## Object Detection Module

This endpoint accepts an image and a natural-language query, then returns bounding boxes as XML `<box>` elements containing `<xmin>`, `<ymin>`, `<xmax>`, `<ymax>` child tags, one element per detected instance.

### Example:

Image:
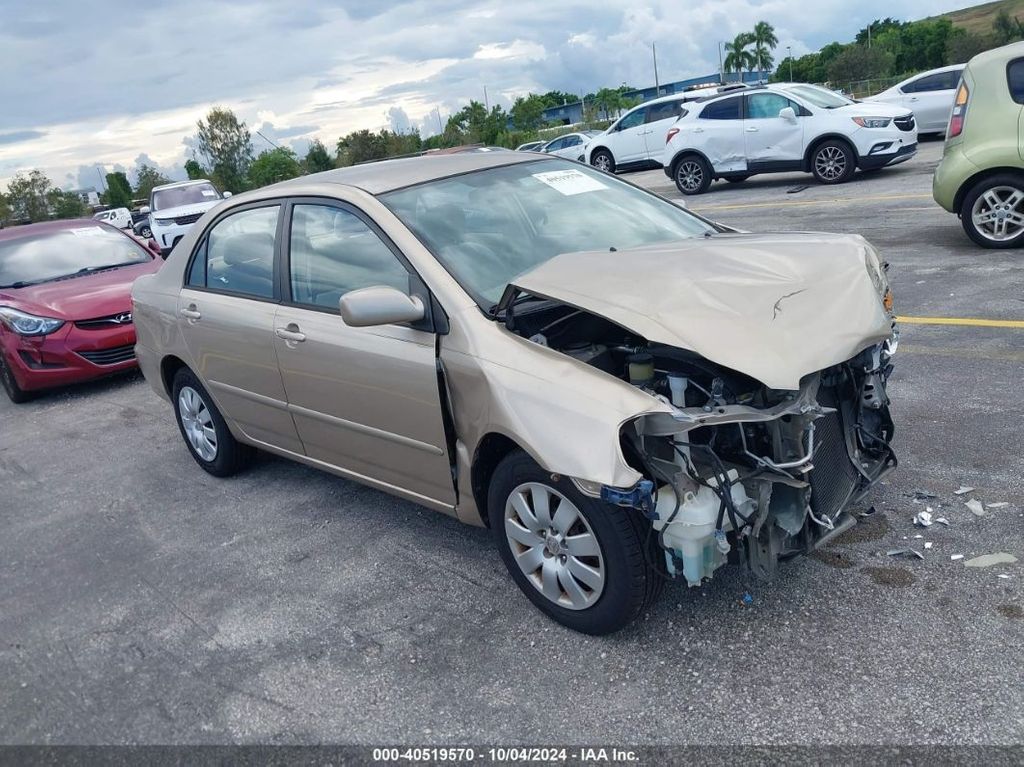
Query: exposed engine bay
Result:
<box><xmin>506</xmin><ymin>294</ymin><xmax>898</xmax><ymax>587</ymax></box>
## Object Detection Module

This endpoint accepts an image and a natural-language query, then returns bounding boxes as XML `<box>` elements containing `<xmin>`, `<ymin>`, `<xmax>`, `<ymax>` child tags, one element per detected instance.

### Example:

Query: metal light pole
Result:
<box><xmin>483</xmin><ymin>85</ymin><xmax>489</xmax><ymax>111</ymax></box>
<box><xmin>718</xmin><ymin>41</ymin><xmax>725</xmax><ymax>83</ymax></box>
<box><xmin>787</xmin><ymin>46</ymin><xmax>793</xmax><ymax>81</ymax></box>
<box><xmin>652</xmin><ymin>42</ymin><xmax>660</xmax><ymax>95</ymax></box>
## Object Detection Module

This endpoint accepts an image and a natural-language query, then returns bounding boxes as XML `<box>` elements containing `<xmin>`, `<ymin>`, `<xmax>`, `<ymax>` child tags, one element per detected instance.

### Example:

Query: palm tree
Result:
<box><xmin>752</xmin><ymin>21</ymin><xmax>778</xmax><ymax>82</ymax></box>
<box><xmin>723</xmin><ymin>33</ymin><xmax>755</xmax><ymax>82</ymax></box>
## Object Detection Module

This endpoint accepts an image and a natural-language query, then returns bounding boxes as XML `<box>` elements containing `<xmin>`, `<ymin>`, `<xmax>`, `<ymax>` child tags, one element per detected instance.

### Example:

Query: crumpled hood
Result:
<box><xmin>510</xmin><ymin>232</ymin><xmax>893</xmax><ymax>390</ymax></box>
<box><xmin>151</xmin><ymin>200</ymin><xmax>219</xmax><ymax>221</ymax></box>
<box><xmin>2</xmin><ymin>260</ymin><xmax>160</xmax><ymax>320</ymax></box>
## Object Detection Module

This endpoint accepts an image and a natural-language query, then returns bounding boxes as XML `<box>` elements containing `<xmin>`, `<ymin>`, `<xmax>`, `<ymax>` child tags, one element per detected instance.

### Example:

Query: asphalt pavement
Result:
<box><xmin>2</xmin><ymin>137</ymin><xmax>1022</xmax><ymax>746</ymax></box>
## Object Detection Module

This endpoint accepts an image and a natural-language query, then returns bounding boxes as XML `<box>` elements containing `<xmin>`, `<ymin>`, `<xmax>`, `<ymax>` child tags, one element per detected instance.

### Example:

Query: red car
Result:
<box><xmin>0</xmin><ymin>219</ymin><xmax>163</xmax><ymax>403</ymax></box>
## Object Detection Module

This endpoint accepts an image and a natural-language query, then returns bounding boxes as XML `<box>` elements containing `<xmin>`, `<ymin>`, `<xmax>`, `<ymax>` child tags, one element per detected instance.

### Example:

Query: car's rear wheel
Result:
<box><xmin>172</xmin><ymin>368</ymin><xmax>254</xmax><ymax>476</ymax></box>
<box><xmin>674</xmin><ymin>155</ymin><xmax>712</xmax><ymax>195</ymax></box>
<box><xmin>0</xmin><ymin>352</ymin><xmax>34</xmax><ymax>404</ymax></box>
<box><xmin>590</xmin><ymin>149</ymin><xmax>615</xmax><ymax>174</ymax></box>
<box><xmin>488</xmin><ymin>450</ymin><xmax>661</xmax><ymax>635</ymax></box>
<box><xmin>961</xmin><ymin>175</ymin><xmax>1024</xmax><ymax>249</ymax></box>
<box><xmin>810</xmin><ymin>140</ymin><xmax>855</xmax><ymax>185</ymax></box>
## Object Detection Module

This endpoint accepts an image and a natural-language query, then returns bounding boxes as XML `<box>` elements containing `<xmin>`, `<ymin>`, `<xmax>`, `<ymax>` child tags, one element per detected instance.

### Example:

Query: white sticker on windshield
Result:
<box><xmin>68</xmin><ymin>227</ymin><xmax>104</xmax><ymax>237</ymax></box>
<box><xmin>532</xmin><ymin>169</ymin><xmax>607</xmax><ymax>196</ymax></box>
<box><xmin>201</xmin><ymin>189</ymin><xmax>217</xmax><ymax>197</ymax></box>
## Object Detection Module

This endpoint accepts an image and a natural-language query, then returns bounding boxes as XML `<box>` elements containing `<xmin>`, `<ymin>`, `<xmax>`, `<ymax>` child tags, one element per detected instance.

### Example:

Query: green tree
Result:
<box><xmin>46</xmin><ymin>189</ymin><xmax>88</xmax><ymax>220</ymax></box>
<box><xmin>248</xmin><ymin>147</ymin><xmax>303</xmax><ymax>188</ymax></box>
<box><xmin>303</xmin><ymin>139</ymin><xmax>334</xmax><ymax>173</ymax></box>
<box><xmin>827</xmin><ymin>44</ymin><xmax>895</xmax><ymax>85</ymax></box>
<box><xmin>993</xmin><ymin>9</ymin><xmax>1024</xmax><ymax>45</ymax></box>
<box><xmin>946</xmin><ymin>29</ymin><xmax>991</xmax><ymax>65</ymax></box>
<box><xmin>195</xmin><ymin>107</ymin><xmax>253</xmax><ymax>193</ymax></box>
<box><xmin>855</xmin><ymin>18</ymin><xmax>903</xmax><ymax>46</ymax></box>
<box><xmin>752</xmin><ymin>21</ymin><xmax>778</xmax><ymax>81</ymax></box>
<box><xmin>184</xmin><ymin>159</ymin><xmax>207</xmax><ymax>180</ymax></box>
<box><xmin>510</xmin><ymin>95</ymin><xmax>546</xmax><ymax>131</ymax></box>
<box><xmin>336</xmin><ymin>129</ymin><xmax>388</xmax><ymax>166</ymax></box>
<box><xmin>724</xmin><ymin>33</ymin><xmax>755</xmax><ymax>78</ymax></box>
<box><xmin>538</xmin><ymin>90</ymin><xmax>577</xmax><ymax>108</ymax></box>
<box><xmin>0</xmin><ymin>192</ymin><xmax>11</xmax><ymax>226</ymax></box>
<box><xmin>5</xmin><ymin>169</ymin><xmax>53</xmax><ymax>222</ymax></box>
<box><xmin>104</xmin><ymin>171</ymin><xmax>133</xmax><ymax>209</ymax></box>
<box><xmin>133</xmin><ymin>163</ymin><xmax>171</xmax><ymax>201</ymax></box>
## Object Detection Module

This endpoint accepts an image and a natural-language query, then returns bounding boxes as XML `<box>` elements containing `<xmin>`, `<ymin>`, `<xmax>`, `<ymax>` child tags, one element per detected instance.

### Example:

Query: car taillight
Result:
<box><xmin>948</xmin><ymin>82</ymin><xmax>969</xmax><ymax>138</ymax></box>
<box><xmin>666</xmin><ymin>127</ymin><xmax>680</xmax><ymax>144</ymax></box>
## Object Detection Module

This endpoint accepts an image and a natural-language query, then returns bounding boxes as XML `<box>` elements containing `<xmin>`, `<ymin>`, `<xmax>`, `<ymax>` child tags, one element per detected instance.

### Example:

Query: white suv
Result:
<box><xmin>663</xmin><ymin>83</ymin><xmax>918</xmax><ymax>194</ymax></box>
<box><xmin>146</xmin><ymin>179</ymin><xmax>230</xmax><ymax>255</ymax></box>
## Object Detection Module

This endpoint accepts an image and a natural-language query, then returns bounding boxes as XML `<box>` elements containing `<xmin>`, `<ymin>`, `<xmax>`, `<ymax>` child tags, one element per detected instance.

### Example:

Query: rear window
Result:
<box><xmin>1008</xmin><ymin>59</ymin><xmax>1024</xmax><ymax>105</ymax></box>
<box><xmin>700</xmin><ymin>97</ymin><xmax>742</xmax><ymax>120</ymax></box>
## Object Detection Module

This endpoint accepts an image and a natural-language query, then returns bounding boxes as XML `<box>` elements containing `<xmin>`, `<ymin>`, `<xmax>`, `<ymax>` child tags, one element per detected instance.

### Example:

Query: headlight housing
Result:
<box><xmin>852</xmin><ymin>117</ymin><xmax>892</xmax><ymax>129</ymax></box>
<box><xmin>0</xmin><ymin>306</ymin><xmax>65</xmax><ymax>336</ymax></box>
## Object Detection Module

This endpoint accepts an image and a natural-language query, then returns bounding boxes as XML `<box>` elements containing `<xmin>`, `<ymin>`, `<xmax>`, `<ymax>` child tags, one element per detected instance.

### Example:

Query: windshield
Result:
<box><xmin>0</xmin><ymin>226</ymin><xmax>151</xmax><ymax>288</ymax></box>
<box><xmin>152</xmin><ymin>182</ymin><xmax>219</xmax><ymax>211</ymax></box>
<box><xmin>785</xmin><ymin>84</ymin><xmax>854</xmax><ymax>109</ymax></box>
<box><xmin>381</xmin><ymin>160</ymin><xmax>714</xmax><ymax>307</ymax></box>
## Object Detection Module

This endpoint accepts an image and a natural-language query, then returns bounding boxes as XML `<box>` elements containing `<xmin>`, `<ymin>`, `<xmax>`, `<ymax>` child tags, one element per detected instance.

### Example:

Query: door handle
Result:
<box><xmin>909</xmin><ymin>97</ymin><xmax>919</xmax><ymax>102</ymax></box>
<box><xmin>180</xmin><ymin>305</ymin><xmax>201</xmax><ymax>322</ymax></box>
<box><xmin>746</xmin><ymin>126</ymin><xmax>759</xmax><ymax>132</ymax></box>
<box><xmin>275</xmin><ymin>324</ymin><xmax>306</xmax><ymax>344</ymax></box>
<box><xmin>692</xmin><ymin>127</ymin><xmax>704</xmax><ymax>133</ymax></box>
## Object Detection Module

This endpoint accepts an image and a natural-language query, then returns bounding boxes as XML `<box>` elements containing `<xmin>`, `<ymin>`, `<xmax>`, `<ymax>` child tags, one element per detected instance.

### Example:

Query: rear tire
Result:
<box><xmin>488</xmin><ymin>450</ymin><xmax>662</xmax><ymax>635</ymax></box>
<box><xmin>0</xmin><ymin>352</ymin><xmax>34</xmax><ymax>403</ymax></box>
<box><xmin>172</xmin><ymin>368</ymin><xmax>254</xmax><ymax>476</ymax></box>
<box><xmin>590</xmin><ymin>149</ymin><xmax>615</xmax><ymax>174</ymax></box>
<box><xmin>810</xmin><ymin>139</ymin><xmax>855</xmax><ymax>185</ymax></box>
<box><xmin>674</xmin><ymin>155</ymin><xmax>712</xmax><ymax>195</ymax></box>
<box><xmin>960</xmin><ymin>173</ymin><xmax>1024</xmax><ymax>249</ymax></box>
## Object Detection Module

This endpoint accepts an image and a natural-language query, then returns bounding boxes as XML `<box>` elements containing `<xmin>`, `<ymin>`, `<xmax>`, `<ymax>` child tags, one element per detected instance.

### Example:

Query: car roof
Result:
<box><xmin>966</xmin><ymin>40</ymin><xmax>1024</xmax><ymax>70</ymax></box>
<box><xmin>0</xmin><ymin>218</ymin><xmax>104</xmax><ymax>243</ymax></box>
<box><xmin>272</xmin><ymin>151</ymin><xmax>554</xmax><ymax>195</ymax></box>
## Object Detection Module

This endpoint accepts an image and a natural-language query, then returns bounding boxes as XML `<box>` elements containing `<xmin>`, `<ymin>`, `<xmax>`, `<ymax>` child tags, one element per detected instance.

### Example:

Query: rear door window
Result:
<box><xmin>1008</xmin><ymin>59</ymin><xmax>1024</xmax><ymax>105</ymax></box>
<box><xmin>700</xmin><ymin>96</ymin><xmax>743</xmax><ymax>120</ymax></box>
<box><xmin>646</xmin><ymin>100</ymin><xmax>684</xmax><ymax>123</ymax></box>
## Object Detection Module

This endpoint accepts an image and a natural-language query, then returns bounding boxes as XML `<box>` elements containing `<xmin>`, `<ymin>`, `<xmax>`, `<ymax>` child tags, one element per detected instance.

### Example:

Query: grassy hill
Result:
<box><xmin>933</xmin><ymin>0</ymin><xmax>1024</xmax><ymax>34</ymax></box>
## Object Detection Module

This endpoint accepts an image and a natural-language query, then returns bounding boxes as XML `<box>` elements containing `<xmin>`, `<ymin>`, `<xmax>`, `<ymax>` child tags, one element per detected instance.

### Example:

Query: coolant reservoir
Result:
<box><xmin>652</xmin><ymin>469</ymin><xmax>749</xmax><ymax>587</ymax></box>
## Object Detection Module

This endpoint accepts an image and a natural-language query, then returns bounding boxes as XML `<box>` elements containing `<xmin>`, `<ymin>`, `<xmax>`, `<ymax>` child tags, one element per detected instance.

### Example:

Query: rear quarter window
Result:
<box><xmin>1008</xmin><ymin>59</ymin><xmax>1024</xmax><ymax>105</ymax></box>
<box><xmin>699</xmin><ymin>97</ymin><xmax>742</xmax><ymax>120</ymax></box>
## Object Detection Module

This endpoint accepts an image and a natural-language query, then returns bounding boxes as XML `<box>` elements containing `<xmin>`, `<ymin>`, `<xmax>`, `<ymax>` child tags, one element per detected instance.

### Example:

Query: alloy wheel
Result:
<box><xmin>814</xmin><ymin>146</ymin><xmax>847</xmax><ymax>181</ymax></box>
<box><xmin>178</xmin><ymin>385</ymin><xmax>218</xmax><ymax>461</ymax></box>
<box><xmin>592</xmin><ymin>153</ymin><xmax>612</xmax><ymax>172</ymax></box>
<box><xmin>970</xmin><ymin>185</ymin><xmax>1024</xmax><ymax>243</ymax></box>
<box><xmin>677</xmin><ymin>161</ymin><xmax>704</xmax><ymax>193</ymax></box>
<box><xmin>504</xmin><ymin>482</ymin><xmax>605</xmax><ymax>610</ymax></box>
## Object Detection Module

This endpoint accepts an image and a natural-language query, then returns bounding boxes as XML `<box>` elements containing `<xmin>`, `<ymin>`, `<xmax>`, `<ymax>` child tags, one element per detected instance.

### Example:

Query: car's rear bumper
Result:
<box><xmin>859</xmin><ymin>142</ymin><xmax>917</xmax><ymax>170</ymax></box>
<box><xmin>1</xmin><ymin>322</ymin><xmax>139</xmax><ymax>393</ymax></box>
<box><xmin>932</xmin><ymin>145</ymin><xmax>979</xmax><ymax>213</ymax></box>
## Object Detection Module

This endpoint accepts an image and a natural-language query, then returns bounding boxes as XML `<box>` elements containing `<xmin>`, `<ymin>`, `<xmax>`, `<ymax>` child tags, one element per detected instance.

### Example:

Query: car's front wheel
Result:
<box><xmin>0</xmin><ymin>352</ymin><xmax>34</xmax><ymax>404</ymax></box>
<box><xmin>810</xmin><ymin>140</ymin><xmax>855</xmax><ymax>185</ymax></box>
<box><xmin>172</xmin><ymin>368</ymin><xmax>254</xmax><ymax>476</ymax></box>
<box><xmin>488</xmin><ymin>451</ymin><xmax>661</xmax><ymax>635</ymax></box>
<box><xmin>961</xmin><ymin>174</ymin><xmax>1024</xmax><ymax>249</ymax></box>
<box><xmin>139</xmin><ymin>224</ymin><xmax>152</xmax><ymax>238</ymax></box>
<box><xmin>590</xmin><ymin>149</ymin><xmax>615</xmax><ymax>174</ymax></box>
<box><xmin>674</xmin><ymin>155</ymin><xmax>712</xmax><ymax>195</ymax></box>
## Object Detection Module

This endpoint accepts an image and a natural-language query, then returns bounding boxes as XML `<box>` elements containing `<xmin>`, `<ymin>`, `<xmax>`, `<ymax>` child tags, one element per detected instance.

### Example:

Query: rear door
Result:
<box><xmin>694</xmin><ymin>95</ymin><xmax>747</xmax><ymax>173</ymax></box>
<box><xmin>273</xmin><ymin>200</ymin><xmax>456</xmax><ymax>507</ymax></box>
<box><xmin>641</xmin><ymin>99</ymin><xmax>686</xmax><ymax>162</ymax></box>
<box><xmin>743</xmin><ymin>92</ymin><xmax>805</xmax><ymax>169</ymax></box>
<box><xmin>901</xmin><ymin>70</ymin><xmax>961</xmax><ymax>132</ymax></box>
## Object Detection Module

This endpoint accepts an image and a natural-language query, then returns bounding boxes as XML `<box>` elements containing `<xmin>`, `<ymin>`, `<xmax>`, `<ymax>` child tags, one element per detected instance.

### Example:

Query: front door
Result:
<box><xmin>178</xmin><ymin>203</ymin><xmax>304</xmax><ymax>453</ymax></box>
<box><xmin>743</xmin><ymin>92</ymin><xmax>805</xmax><ymax>169</ymax></box>
<box><xmin>609</xmin><ymin>107</ymin><xmax>650</xmax><ymax>164</ymax></box>
<box><xmin>273</xmin><ymin>201</ymin><xmax>455</xmax><ymax>507</ymax></box>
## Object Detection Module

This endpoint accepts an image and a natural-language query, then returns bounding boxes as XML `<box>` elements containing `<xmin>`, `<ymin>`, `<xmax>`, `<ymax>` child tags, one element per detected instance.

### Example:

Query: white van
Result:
<box><xmin>92</xmin><ymin>207</ymin><xmax>133</xmax><ymax>229</ymax></box>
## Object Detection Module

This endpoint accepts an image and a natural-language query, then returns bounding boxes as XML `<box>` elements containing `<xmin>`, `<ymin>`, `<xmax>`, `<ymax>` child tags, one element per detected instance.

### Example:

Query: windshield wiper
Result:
<box><xmin>77</xmin><ymin>263</ymin><xmax>131</xmax><ymax>275</ymax></box>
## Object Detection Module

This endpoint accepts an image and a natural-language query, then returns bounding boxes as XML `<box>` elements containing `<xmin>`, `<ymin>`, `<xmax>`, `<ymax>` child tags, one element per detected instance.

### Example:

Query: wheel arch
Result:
<box><xmin>160</xmin><ymin>354</ymin><xmax>189</xmax><ymax>398</ymax></box>
<box><xmin>470</xmin><ymin>432</ymin><xmax>531</xmax><ymax>527</ymax></box>
<box><xmin>668</xmin><ymin>148</ymin><xmax>714</xmax><ymax>178</ymax></box>
<box><xmin>803</xmin><ymin>133</ymin><xmax>859</xmax><ymax>172</ymax></box>
<box><xmin>954</xmin><ymin>167</ymin><xmax>1024</xmax><ymax>214</ymax></box>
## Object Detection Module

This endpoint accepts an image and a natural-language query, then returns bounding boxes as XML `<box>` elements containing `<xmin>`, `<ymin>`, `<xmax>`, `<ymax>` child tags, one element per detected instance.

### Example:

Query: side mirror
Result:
<box><xmin>779</xmin><ymin>106</ymin><xmax>797</xmax><ymax>122</ymax></box>
<box><xmin>222</xmin><ymin>191</ymin><xmax>232</xmax><ymax>198</ymax></box>
<box><xmin>339</xmin><ymin>286</ymin><xmax>425</xmax><ymax>328</ymax></box>
<box><xmin>140</xmin><ymin>206</ymin><xmax>151</xmax><ymax>214</ymax></box>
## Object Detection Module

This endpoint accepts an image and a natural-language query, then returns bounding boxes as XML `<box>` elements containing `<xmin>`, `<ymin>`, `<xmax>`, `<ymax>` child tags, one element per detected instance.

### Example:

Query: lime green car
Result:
<box><xmin>933</xmin><ymin>41</ymin><xmax>1024</xmax><ymax>248</ymax></box>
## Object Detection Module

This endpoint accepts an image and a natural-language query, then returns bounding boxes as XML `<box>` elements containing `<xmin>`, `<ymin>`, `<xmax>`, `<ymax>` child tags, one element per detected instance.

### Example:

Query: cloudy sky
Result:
<box><xmin>1</xmin><ymin>0</ymin><xmax>973</xmax><ymax>190</ymax></box>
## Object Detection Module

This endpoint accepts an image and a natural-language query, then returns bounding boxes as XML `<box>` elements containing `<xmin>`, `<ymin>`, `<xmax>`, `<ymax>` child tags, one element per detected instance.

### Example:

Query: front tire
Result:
<box><xmin>172</xmin><ymin>368</ymin><xmax>254</xmax><ymax>476</ymax></box>
<box><xmin>140</xmin><ymin>224</ymin><xmax>152</xmax><ymax>238</ymax></box>
<box><xmin>674</xmin><ymin>155</ymin><xmax>712</xmax><ymax>195</ymax></box>
<box><xmin>0</xmin><ymin>352</ymin><xmax>34</xmax><ymax>403</ymax></box>
<box><xmin>590</xmin><ymin>149</ymin><xmax>615</xmax><ymax>174</ymax></box>
<box><xmin>960</xmin><ymin>174</ymin><xmax>1024</xmax><ymax>249</ymax></box>
<box><xmin>488</xmin><ymin>451</ymin><xmax>661</xmax><ymax>635</ymax></box>
<box><xmin>810</xmin><ymin>139</ymin><xmax>855</xmax><ymax>185</ymax></box>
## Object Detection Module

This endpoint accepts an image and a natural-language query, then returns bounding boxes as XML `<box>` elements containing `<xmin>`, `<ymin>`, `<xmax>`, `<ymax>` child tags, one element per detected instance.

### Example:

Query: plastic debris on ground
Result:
<box><xmin>858</xmin><ymin>506</ymin><xmax>878</xmax><ymax>518</ymax></box>
<box><xmin>964</xmin><ymin>553</ymin><xmax>1018</xmax><ymax>568</ymax></box>
<box><xmin>786</xmin><ymin>185</ymin><xmax>809</xmax><ymax>194</ymax></box>
<box><xmin>913</xmin><ymin>510</ymin><xmax>933</xmax><ymax>527</ymax></box>
<box><xmin>887</xmin><ymin>548</ymin><xmax>924</xmax><ymax>560</ymax></box>
<box><xmin>997</xmin><ymin>574</ymin><xmax>1012</xmax><ymax>579</ymax></box>
<box><xmin>951</xmin><ymin>554</ymin><xmax>964</xmax><ymax>561</ymax></box>
<box><xmin>924</xmin><ymin>542</ymin><xmax>933</xmax><ymax>549</ymax></box>
<box><xmin>954</xmin><ymin>486</ymin><xmax>974</xmax><ymax>495</ymax></box>
<box><xmin>910</xmin><ymin>490</ymin><xmax>937</xmax><ymax>501</ymax></box>
<box><xmin>935</xmin><ymin>517</ymin><xmax>951</xmax><ymax>527</ymax></box>
<box><xmin>741</xmin><ymin>592</ymin><xmax>753</xmax><ymax>606</ymax></box>
<box><xmin>964</xmin><ymin>499</ymin><xmax>986</xmax><ymax>516</ymax></box>
<box><xmin>986</xmin><ymin>502</ymin><xmax>1010</xmax><ymax>509</ymax></box>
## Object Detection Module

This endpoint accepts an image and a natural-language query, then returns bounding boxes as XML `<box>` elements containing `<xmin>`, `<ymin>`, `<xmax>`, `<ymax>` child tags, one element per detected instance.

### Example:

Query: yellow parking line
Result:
<box><xmin>694</xmin><ymin>193</ymin><xmax>932</xmax><ymax>212</ymax></box>
<box><xmin>900</xmin><ymin>344</ymin><xmax>1024</xmax><ymax>363</ymax></box>
<box><xmin>897</xmin><ymin>316</ymin><xmax>1024</xmax><ymax>329</ymax></box>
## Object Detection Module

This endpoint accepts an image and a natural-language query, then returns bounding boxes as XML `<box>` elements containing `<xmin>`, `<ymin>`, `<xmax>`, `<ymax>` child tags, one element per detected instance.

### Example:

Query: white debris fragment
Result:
<box><xmin>913</xmin><ymin>534</ymin><xmax>924</xmax><ymax>539</ymax></box>
<box><xmin>935</xmin><ymin>517</ymin><xmax>951</xmax><ymax>527</ymax></box>
<box><xmin>951</xmin><ymin>554</ymin><xmax>964</xmax><ymax>561</ymax></box>
<box><xmin>887</xmin><ymin>548</ymin><xmax>924</xmax><ymax>560</ymax></box>
<box><xmin>964</xmin><ymin>553</ymin><xmax>1018</xmax><ymax>568</ymax></box>
<box><xmin>986</xmin><ymin>502</ymin><xmax>1010</xmax><ymax>509</ymax></box>
<box><xmin>997</xmin><ymin>574</ymin><xmax>1011</xmax><ymax>579</ymax></box>
<box><xmin>924</xmin><ymin>542</ymin><xmax>933</xmax><ymax>549</ymax></box>
<box><xmin>953</xmin><ymin>486</ymin><xmax>974</xmax><ymax>495</ymax></box>
<box><xmin>964</xmin><ymin>499</ymin><xmax>986</xmax><ymax>516</ymax></box>
<box><xmin>914</xmin><ymin>510</ymin><xmax>933</xmax><ymax>527</ymax></box>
